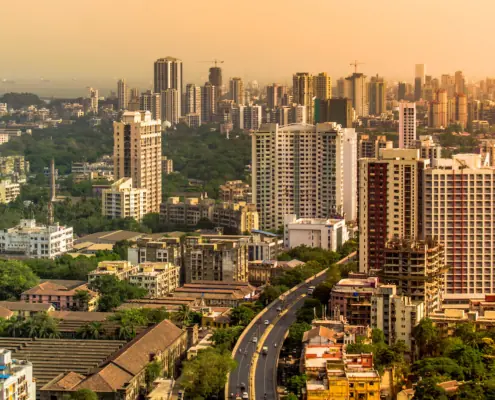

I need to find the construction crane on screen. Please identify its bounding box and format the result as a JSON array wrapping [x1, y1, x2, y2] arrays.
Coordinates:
[[200, 59, 224, 68], [349, 60, 365, 73]]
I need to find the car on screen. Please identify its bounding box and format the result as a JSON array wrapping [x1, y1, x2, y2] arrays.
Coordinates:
[[252, 336, 258, 343], [240, 382, 246, 390], [264, 319, 269, 325], [242, 392, 249, 399], [262, 346, 268, 355], [276, 306, 282, 312]]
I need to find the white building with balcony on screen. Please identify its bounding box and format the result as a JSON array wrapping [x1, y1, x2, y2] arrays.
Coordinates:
[[0, 349, 36, 400]]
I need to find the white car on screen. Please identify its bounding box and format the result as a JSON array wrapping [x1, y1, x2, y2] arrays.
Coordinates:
[[264, 320, 269, 325], [242, 392, 249, 399], [252, 337, 258, 343]]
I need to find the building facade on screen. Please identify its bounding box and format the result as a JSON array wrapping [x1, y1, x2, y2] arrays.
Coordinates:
[[101, 178, 147, 221], [128, 262, 180, 297], [399, 102, 416, 149], [154, 57, 183, 115], [0, 180, 20, 203], [0, 349, 36, 400]]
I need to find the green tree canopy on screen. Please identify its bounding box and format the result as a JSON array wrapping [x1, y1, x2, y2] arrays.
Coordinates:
[[0, 260, 39, 300]]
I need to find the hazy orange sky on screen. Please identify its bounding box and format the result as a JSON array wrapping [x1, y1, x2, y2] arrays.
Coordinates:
[[1, 0, 493, 89]]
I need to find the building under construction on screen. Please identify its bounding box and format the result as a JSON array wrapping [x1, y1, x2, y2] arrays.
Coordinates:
[[380, 238, 446, 315]]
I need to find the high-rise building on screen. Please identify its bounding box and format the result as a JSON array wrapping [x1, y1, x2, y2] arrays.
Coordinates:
[[161, 89, 180, 125], [316, 98, 353, 128], [368, 75, 386, 115], [416, 135, 442, 164], [423, 154, 495, 302], [398, 82, 407, 101], [343, 128, 358, 222], [344, 73, 368, 117], [117, 79, 129, 110], [314, 72, 332, 100], [185, 84, 202, 118], [102, 177, 147, 222], [358, 135, 391, 159], [266, 84, 279, 109], [88, 87, 98, 114], [455, 70, 465, 94], [359, 148, 429, 274], [441, 74, 456, 98], [209, 66, 223, 101], [113, 111, 162, 213], [239, 105, 262, 130], [229, 77, 245, 105], [154, 57, 183, 115], [201, 82, 216, 123], [415, 64, 425, 101], [252, 122, 350, 231], [454, 93, 468, 128], [337, 78, 345, 98], [293, 73, 315, 123], [429, 89, 448, 128], [399, 102, 416, 149], [139, 90, 162, 121]]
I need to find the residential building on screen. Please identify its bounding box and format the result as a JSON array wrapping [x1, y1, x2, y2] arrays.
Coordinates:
[[154, 57, 183, 115], [101, 178, 147, 221], [330, 276, 379, 326], [88, 87, 98, 114], [160, 197, 215, 227], [0, 180, 20, 203], [229, 77, 244, 105], [128, 236, 182, 267], [316, 98, 353, 128], [423, 154, 495, 302], [0, 156, 28, 177], [161, 88, 180, 125], [252, 122, 348, 231], [184, 235, 249, 283], [117, 79, 129, 110], [415, 64, 425, 101], [293, 72, 314, 123], [185, 84, 201, 118], [358, 135, 390, 159], [201, 82, 216, 123], [21, 280, 98, 311], [291, 104, 307, 124], [284, 215, 348, 252], [266, 84, 279, 109], [248, 232, 282, 262], [171, 281, 256, 307], [113, 111, 162, 213], [371, 285, 425, 349], [0, 349, 35, 400], [0, 219, 73, 259], [139, 90, 161, 121], [219, 180, 251, 202], [208, 66, 223, 102], [429, 308, 495, 335], [398, 82, 406, 101], [248, 259, 304, 286], [344, 73, 368, 117], [40, 319, 187, 400], [162, 156, 173, 175], [128, 262, 180, 297], [212, 201, 259, 234], [238, 105, 262, 130], [416, 135, 442, 163], [314, 72, 332, 100], [368, 75, 386, 115], [359, 149, 429, 274], [453, 93, 468, 128], [399, 102, 416, 149], [429, 89, 448, 128], [88, 260, 139, 288], [0, 302, 54, 319], [343, 128, 357, 221], [184, 113, 201, 128]]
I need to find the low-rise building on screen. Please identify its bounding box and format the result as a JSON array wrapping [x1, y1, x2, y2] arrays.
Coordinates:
[[128, 236, 182, 266], [171, 281, 256, 307], [0, 180, 20, 203], [0, 219, 73, 259], [101, 178, 147, 222], [212, 201, 259, 234], [0, 302, 54, 319], [0, 156, 28, 177], [284, 215, 349, 252], [429, 308, 495, 335], [0, 349, 36, 400], [219, 180, 251, 202], [21, 280, 98, 311], [128, 262, 180, 297], [88, 260, 139, 288], [248, 231, 282, 261], [248, 259, 304, 286]]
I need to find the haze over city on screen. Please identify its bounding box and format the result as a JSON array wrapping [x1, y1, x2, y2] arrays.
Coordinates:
[[1, 0, 495, 96]]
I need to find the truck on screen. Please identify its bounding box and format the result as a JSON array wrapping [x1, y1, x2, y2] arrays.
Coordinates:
[[262, 346, 268, 355]]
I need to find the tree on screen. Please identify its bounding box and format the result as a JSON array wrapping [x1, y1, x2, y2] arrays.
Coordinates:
[[5, 317, 24, 337], [211, 326, 244, 350], [145, 361, 162, 390], [312, 282, 332, 306], [286, 374, 307, 396], [412, 318, 439, 357], [411, 357, 465, 381], [76, 322, 105, 340], [259, 285, 287, 305], [181, 348, 237, 398], [172, 305, 192, 327], [372, 328, 386, 344], [412, 378, 448, 400], [73, 290, 91, 311], [230, 305, 255, 326], [113, 240, 131, 260], [70, 389, 98, 400], [0, 260, 39, 300], [116, 321, 136, 340], [21, 312, 60, 338], [92, 275, 147, 311]]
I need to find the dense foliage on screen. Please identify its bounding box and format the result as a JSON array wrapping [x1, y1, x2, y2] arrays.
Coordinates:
[[91, 275, 148, 312], [0, 260, 39, 300], [0, 92, 45, 110], [0, 313, 60, 338]]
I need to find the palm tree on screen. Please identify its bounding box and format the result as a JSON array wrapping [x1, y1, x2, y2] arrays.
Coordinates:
[[6, 317, 25, 338], [24, 313, 61, 339], [77, 322, 105, 339], [172, 305, 191, 327], [116, 321, 136, 340]]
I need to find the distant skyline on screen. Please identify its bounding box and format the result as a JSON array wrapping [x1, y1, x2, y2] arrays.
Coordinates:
[[2, 0, 494, 95]]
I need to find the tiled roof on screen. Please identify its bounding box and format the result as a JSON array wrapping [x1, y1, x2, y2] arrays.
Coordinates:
[[22, 282, 97, 297], [0, 301, 54, 312], [0, 306, 13, 319], [302, 326, 337, 342]]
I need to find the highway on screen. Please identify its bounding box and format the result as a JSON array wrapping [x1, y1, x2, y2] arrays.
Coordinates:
[[226, 252, 357, 400]]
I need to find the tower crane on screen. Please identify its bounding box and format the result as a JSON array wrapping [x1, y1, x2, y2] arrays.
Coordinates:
[[200, 59, 225, 68], [349, 60, 365, 73]]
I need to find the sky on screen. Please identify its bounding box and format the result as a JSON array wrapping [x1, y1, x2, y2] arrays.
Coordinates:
[[1, 0, 494, 95]]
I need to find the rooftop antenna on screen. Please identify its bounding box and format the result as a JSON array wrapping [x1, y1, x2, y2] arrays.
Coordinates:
[[47, 159, 56, 225]]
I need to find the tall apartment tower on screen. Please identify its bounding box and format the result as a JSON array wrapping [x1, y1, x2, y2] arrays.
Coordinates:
[[139, 90, 162, 121], [317, 98, 354, 128], [369, 75, 386, 115], [113, 111, 162, 213], [429, 89, 448, 128], [399, 102, 416, 149], [314, 72, 332, 100], [161, 89, 180, 125], [423, 154, 495, 302], [154, 57, 183, 115], [454, 93, 468, 128], [344, 73, 368, 117], [266, 84, 279, 109], [185, 84, 202, 118], [398, 82, 407, 101], [229, 77, 245, 105], [117, 79, 129, 110], [359, 148, 429, 274], [293, 73, 315, 123], [343, 129, 358, 222], [455, 70, 465, 94], [209, 66, 223, 100], [201, 82, 216, 123], [88, 87, 98, 114], [415, 64, 425, 101], [252, 123, 353, 231]]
